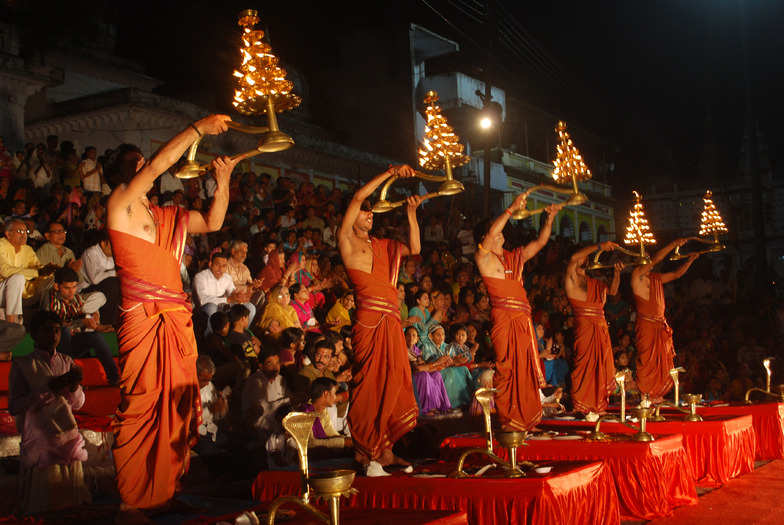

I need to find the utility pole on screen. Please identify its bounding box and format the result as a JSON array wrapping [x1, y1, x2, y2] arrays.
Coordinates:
[[482, 0, 494, 217], [740, 0, 767, 298]]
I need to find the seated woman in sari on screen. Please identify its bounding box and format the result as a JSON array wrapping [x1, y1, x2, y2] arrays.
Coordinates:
[[535, 322, 569, 387], [419, 324, 474, 409], [325, 289, 354, 332], [289, 283, 321, 332], [255, 285, 301, 338], [405, 326, 451, 415], [409, 290, 444, 341]]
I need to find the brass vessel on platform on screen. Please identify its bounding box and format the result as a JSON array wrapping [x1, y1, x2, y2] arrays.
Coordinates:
[[449, 388, 536, 478], [588, 407, 655, 442], [649, 392, 702, 423], [265, 412, 357, 525]]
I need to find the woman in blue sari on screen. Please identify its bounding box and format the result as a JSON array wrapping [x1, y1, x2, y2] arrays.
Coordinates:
[[419, 324, 474, 409], [535, 323, 569, 387], [409, 290, 444, 341]]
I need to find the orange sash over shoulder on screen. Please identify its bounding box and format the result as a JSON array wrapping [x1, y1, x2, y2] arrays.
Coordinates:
[[346, 238, 417, 460], [482, 247, 545, 431], [634, 273, 674, 399], [109, 205, 201, 510], [568, 278, 615, 413]]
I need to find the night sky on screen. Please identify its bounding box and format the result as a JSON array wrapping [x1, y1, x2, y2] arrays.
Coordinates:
[[25, 1, 784, 181]]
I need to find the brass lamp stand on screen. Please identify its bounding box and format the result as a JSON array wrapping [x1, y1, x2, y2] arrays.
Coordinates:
[[449, 388, 535, 478], [745, 358, 784, 403], [650, 394, 703, 422], [265, 412, 357, 525], [588, 407, 655, 442]]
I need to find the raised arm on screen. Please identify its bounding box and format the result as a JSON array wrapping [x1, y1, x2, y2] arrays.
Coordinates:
[[110, 115, 231, 212], [566, 241, 617, 276], [476, 193, 527, 267], [189, 155, 239, 234], [400, 195, 424, 256], [337, 164, 415, 242], [608, 262, 625, 296], [521, 203, 564, 261], [631, 238, 686, 281], [661, 252, 698, 284]]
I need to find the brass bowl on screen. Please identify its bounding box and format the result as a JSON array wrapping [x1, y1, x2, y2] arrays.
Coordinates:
[[630, 407, 653, 419], [682, 393, 702, 405], [309, 470, 356, 495], [496, 431, 528, 448]]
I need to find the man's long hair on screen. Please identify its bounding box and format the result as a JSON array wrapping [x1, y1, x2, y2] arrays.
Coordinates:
[[103, 144, 142, 190]]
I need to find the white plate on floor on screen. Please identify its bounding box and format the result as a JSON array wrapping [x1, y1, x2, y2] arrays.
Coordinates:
[[554, 435, 583, 440], [552, 415, 576, 420], [528, 435, 553, 440]]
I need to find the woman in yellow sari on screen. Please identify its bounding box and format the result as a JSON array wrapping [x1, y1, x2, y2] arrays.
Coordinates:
[[325, 289, 355, 332], [254, 285, 301, 338]]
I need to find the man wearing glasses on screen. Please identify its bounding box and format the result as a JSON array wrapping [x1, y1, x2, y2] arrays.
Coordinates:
[[0, 217, 56, 324], [37, 221, 109, 326], [36, 221, 82, 274]]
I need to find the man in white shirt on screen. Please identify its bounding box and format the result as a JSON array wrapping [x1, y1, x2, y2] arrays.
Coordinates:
[[192, 252, 255, 335], [78, 147, 102, 194], [159, 164, 185, 195], [79, 230, 120, 327]]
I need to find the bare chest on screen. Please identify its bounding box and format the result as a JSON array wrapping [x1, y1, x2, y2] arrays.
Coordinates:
[[341, 237, 380, 273]]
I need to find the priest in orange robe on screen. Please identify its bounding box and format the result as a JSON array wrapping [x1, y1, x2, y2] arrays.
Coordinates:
[[564, 242, 624, 415], [338, 165, 422, 477], [631, 239, 698, 402], [104, 115, 238, 521], [475, 194, 562, 431]]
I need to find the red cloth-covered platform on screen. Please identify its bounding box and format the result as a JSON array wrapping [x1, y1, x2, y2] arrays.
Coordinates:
[[538, 414, 755, 486], [252, 460, 620, 525], [182, 505, 469, 525], [439, 432, 697, 521], [694, 402, 784, 460]]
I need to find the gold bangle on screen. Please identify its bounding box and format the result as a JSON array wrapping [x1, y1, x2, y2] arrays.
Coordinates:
[[477, 243, 490, 254]]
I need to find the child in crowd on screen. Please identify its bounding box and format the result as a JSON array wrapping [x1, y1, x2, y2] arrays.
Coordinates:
[[277, 327, 306, 382], [203, 311, 234, 366], [469, 369, 495, 416], [704, 376, 726, 402], [228, 304, 262, 368]]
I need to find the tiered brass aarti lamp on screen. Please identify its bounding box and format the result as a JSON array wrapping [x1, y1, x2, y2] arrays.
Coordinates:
[[373, 91, 465, 212], [588, 191, 656, 270], [511, 120, 590, 220], [670, 190, 728, 260], [177, 9, 300, 179]]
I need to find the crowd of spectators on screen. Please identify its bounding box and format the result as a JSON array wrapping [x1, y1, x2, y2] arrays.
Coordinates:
[[3, 132, 784, 478]]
